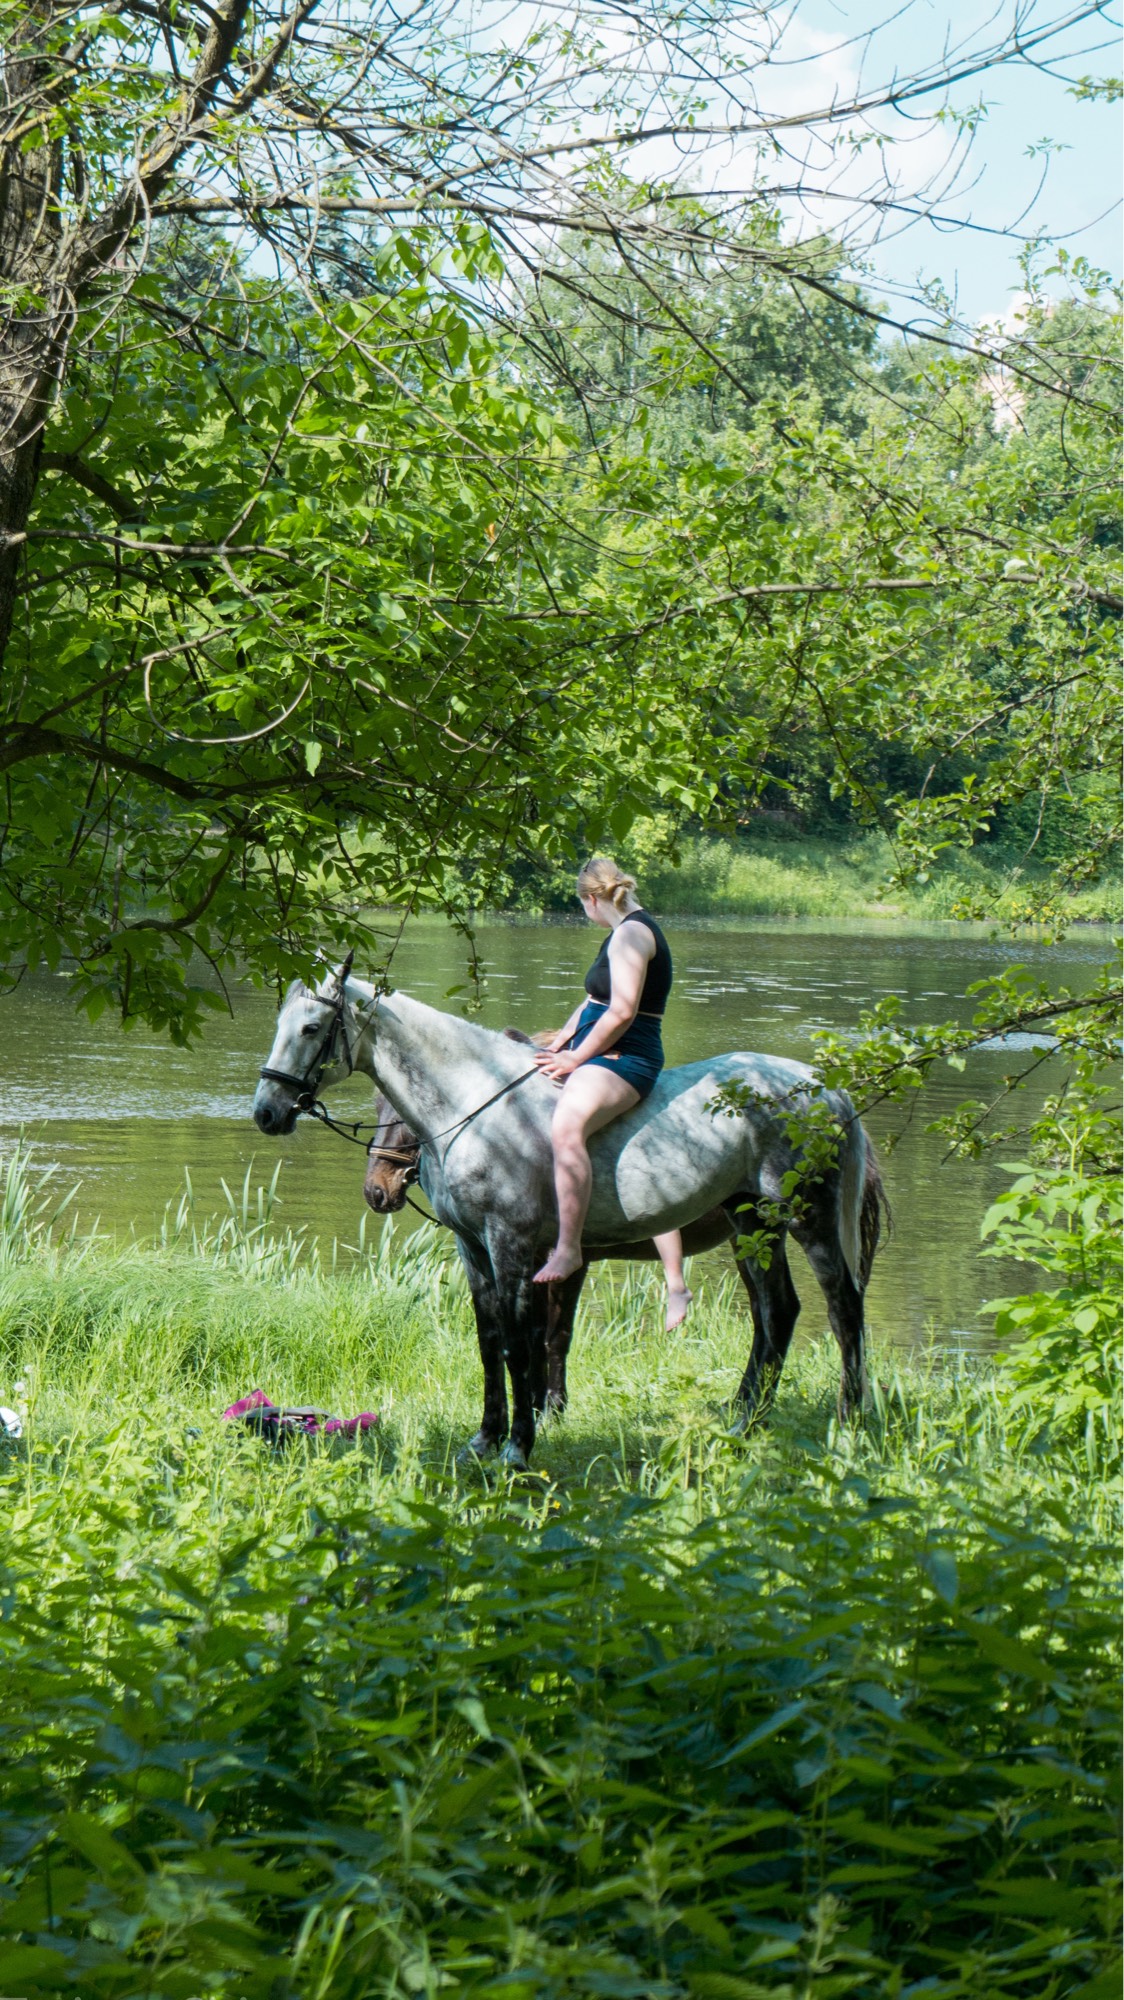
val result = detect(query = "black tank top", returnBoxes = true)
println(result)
[584,910,673,1016]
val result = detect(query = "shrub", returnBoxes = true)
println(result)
[982,1098,1123,1476]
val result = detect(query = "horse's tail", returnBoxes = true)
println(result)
[837,1111,867,1291]
[835,1108,891,1292]
[859,1137,891,1290]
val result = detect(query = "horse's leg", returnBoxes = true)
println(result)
[544,1263,588,1418]
[722,1195,801,1430]
[488,1245,548,1471]
[529,1316,549,1418]
[789,1195,869,1420]
[454,1238,509,1462]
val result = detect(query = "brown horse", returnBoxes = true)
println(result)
[363,1032,888,1425]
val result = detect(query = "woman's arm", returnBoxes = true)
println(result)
[536,926,654,1077]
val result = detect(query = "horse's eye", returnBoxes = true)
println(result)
[301,1023,319,1037]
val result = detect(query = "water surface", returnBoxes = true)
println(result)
[1,917,1108,1349]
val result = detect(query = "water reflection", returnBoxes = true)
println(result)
[0,917,1109,1349]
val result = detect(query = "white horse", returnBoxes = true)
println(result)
[252,959,886,1467]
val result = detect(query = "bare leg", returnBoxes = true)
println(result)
[534,1067,640,1284]
[653,1229,692,1330]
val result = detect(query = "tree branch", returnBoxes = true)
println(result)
[39,452,140,520]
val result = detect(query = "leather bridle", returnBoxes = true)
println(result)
[258,956,539,1158]
[258,969,355,1112]
[365,1142,421,1175]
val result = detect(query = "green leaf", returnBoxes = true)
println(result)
[962,1617,1061,1683]
[61,1809,146,1880]
[922,1547,959,1605]
[454,1695,493,1739]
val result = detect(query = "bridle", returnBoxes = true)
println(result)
[258,958,540,1159]
[258,981,356,1111]
[365,1142,421,1173]
[363,1139,424,1218]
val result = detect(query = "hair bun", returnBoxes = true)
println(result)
[577,855,639,911]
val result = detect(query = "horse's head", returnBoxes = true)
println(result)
[253,953,357,1136]
[363,1095,422,1213]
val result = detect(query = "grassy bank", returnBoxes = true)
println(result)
[0,1200,1119,1999]
[637,833,1121,924]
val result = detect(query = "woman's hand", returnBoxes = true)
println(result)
[534,1046,581,1082]
[534,1046,590,1083]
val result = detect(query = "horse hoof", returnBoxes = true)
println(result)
[499,1439,530,1472]
[726,1401,766,1439]
[456,1433,500,1469]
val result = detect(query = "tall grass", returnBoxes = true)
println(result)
[0,1147,1118,1998]
[641,832,1121,923]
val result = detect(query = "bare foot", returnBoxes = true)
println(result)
[666,1286,692,1332]
[533,1246,584,1284]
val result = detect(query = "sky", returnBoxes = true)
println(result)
[775,0,1122,322]
[238,0,1121,331]
[578,0,1122,327]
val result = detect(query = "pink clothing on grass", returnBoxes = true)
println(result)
[222,1389,378,1437]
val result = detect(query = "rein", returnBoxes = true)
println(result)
[302,1065,541,1154]
[417,1066,540,1151]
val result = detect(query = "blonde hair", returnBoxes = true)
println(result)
[576,855,638,912]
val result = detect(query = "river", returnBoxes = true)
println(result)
[0,917,1109,1348]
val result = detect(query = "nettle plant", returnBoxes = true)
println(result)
[980,1075,1122,1473]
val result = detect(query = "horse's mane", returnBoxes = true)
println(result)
[287,969,535,1070]
[333,977,528,1062]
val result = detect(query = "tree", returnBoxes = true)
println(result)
[513,251,1120,887]
[0,0,1117,1031]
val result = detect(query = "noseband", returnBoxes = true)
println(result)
[365,1142,421,1179]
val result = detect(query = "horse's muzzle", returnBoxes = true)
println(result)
[252,1086,298,1136]
[364,1175,408,1214]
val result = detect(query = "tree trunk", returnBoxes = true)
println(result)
[0,2,67,673]
[0,0,252,676]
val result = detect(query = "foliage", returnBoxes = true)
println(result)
[0,1195,1118,1999]
[0,1140,79,1268]
[475,262,1122,957]
[16,261,745,1036]
[0,1435,1118,1999]
[982,1090,1123,1476]
[517,226,880,450]
[0,1,1118,1036]
[804,967,1122,1167]
[496,828,1121,922]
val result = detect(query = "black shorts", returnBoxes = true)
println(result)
[566,1000,664,1101]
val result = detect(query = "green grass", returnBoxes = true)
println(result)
[0,1184,1119,1999]
[639,833,1121,924]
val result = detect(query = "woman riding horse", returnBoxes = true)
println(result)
[532,857,691,1330]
